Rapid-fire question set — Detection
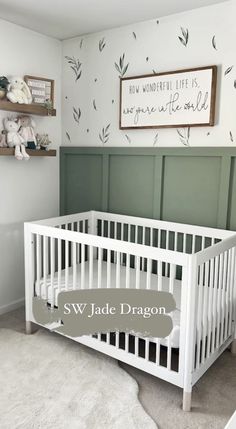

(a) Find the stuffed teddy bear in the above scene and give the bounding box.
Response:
[4,118,30,160]
[0,130,8,147]
[18,116,37,149]
[7,77,32,104]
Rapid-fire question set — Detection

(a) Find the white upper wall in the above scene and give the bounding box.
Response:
[62,1,235,147]
[0,19,61,312]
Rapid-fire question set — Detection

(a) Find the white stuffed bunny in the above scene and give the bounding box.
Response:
[7,77,32,104]
[4,118,30,160]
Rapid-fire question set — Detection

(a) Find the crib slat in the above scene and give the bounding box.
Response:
[192,235,196,254]
[224,250,231,340]
[115,251,121,348]
[36,234,41,297]
[167,263,175,370]
[57,237,61,293]
[206,258,214,358]
[211,255,219,354]
[201,260,209,363]
[97,247,102,288]
[146,258,151,289]
[126,254,130,288]
[196,264,204,368]
[72,242,77,290]
[43,235,48,299]
[89,245,93,288]
[216,253,223,349]
[220,251,227,345]
[65,239,69,290]
[107,249,111,288]
[50,237,55,307]
[228,248,235,336]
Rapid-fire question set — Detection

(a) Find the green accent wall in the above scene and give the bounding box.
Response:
[60,147,236,231]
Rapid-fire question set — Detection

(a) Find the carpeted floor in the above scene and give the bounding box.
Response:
[1,307,236,429]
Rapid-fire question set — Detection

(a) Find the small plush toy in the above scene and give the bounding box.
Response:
[0,130,8,147]
[7,77,32,104]
[4,118,30,160]
[36,133,52,150]
[18,116,37,149]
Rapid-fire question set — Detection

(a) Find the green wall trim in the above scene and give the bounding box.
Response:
[60,147,236,231]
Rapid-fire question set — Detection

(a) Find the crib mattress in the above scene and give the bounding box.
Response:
[35,260,181,348]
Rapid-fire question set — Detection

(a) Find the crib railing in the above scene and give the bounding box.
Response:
[25,219,191,387]
[24,211,236,398]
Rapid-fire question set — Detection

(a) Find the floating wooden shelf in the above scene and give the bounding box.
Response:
[0,100,56,116]
[0,148,56,157]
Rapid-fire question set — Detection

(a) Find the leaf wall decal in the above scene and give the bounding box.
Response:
[65,56,82,81]
[225,66,233,76]
[99,124,111,144]
[153,133,158,146]
[73,107,81,125]
[66,131,71,142]
[115,53,129,77]
[93,99,97,111]
[212,35,217,50]
[177,128,190,146]
[125,134,131,144]
[178,27,189,47]
[230,131,234,142]
[132,32,137,40]
[99,37,106,52]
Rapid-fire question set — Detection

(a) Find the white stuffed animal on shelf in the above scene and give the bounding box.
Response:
[7,77,32,104]
[4,118,30,160]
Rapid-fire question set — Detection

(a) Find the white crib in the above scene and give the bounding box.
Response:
[24,211,236,411]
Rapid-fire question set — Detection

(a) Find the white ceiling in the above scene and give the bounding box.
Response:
[0,0,229,40]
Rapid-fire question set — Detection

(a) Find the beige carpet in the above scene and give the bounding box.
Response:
[0,328,157,429]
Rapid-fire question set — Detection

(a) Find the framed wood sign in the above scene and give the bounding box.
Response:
[119,65,217,129]
[24,75,54,107]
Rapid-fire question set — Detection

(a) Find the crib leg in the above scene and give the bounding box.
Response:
[25,321,33,335]
[231,339,236,355]
[182,390,192,412]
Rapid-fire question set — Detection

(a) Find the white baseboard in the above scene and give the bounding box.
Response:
[0,298,25,316]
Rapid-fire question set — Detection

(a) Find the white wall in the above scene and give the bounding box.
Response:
[0,20,61,314]
[62,0,235,147]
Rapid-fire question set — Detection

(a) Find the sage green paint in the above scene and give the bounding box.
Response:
[108,155,155,218]
[162,156,221,227]
[62,154,103,214]
[60,147,236,231]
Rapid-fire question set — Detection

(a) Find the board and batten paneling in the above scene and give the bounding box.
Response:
[60,147,236,231]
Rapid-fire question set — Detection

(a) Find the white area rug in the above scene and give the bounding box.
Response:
[0,328,157,429]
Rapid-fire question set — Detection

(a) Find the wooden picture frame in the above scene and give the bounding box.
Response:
[24,75,55,107]
[119,65,217,129]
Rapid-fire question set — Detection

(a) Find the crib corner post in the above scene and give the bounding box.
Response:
[183,390,192,412]
[25,320,33,335]
[182,254,197,412]
[231,339,236,354]
[24,222,34,335]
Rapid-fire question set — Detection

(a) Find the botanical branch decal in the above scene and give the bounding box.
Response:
[225,66,233,76]
[115,53,129,77]
[230,131,234,143]
[99,38,106,52]
[178,27,189,47]
[153,133,159,146]
[177,128,190,146]
[93,99,97,111]
[73,107,81,125]
[234,80,236,89]
[124,134,131,144]
[99,124,111,144]
[132,32,137,40]
[65,56,82,81]
[66,131,71,142]
[212,36,217,50]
